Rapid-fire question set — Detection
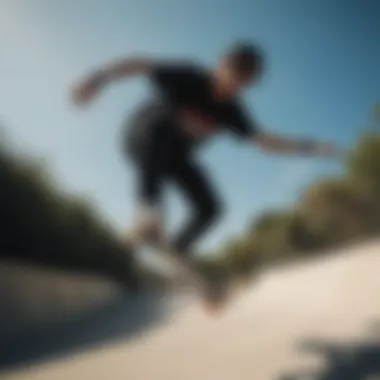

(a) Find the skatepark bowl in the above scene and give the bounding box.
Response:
[0,239,379,380]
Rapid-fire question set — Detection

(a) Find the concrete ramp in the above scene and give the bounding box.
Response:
[3,241,380,380]
[0,260,120,329]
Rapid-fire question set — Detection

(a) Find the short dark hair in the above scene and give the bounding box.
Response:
[224,41,264,78]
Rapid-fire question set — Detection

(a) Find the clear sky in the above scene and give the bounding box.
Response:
[1,0,379,252]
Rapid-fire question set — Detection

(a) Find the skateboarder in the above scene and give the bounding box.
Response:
[72,42,339,301]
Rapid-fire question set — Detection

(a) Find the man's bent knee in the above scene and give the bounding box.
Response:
[198,199,224,226]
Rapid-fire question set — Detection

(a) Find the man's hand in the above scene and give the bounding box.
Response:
[71,72,106,106]
[256,131,342,160]
[312,142,343,159]
[71,57,153,107]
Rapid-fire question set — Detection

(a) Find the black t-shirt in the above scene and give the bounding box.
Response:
[149,62,259,143]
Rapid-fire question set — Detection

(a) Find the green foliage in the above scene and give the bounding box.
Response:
[0,141,140,289]
[299,178,370,246]
[209,105,380,278]
[2,104,380,286]
[347,133,380,196]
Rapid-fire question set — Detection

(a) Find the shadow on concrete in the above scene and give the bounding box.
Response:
[0,291,171,375]
[278,321,380,380]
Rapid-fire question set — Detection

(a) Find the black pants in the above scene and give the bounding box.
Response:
[124,102,222,254]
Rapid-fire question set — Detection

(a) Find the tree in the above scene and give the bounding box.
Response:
[0,138,141,290]
[347,133,380,197]
[215,104,380,280]
[299,177,374,246]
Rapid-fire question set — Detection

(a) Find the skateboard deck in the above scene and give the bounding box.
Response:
[152,246,236,314]
[132,241,234,313]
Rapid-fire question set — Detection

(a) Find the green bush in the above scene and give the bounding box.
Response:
[210,105,380,278]
[0,141,139,289]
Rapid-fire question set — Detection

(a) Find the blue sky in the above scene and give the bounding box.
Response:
[0,0,379,252]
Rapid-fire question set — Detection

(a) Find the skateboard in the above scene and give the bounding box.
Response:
[136,242,234,314]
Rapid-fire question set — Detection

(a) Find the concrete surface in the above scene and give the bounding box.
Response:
[2,240,380,380]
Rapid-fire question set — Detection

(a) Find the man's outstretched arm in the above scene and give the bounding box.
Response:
[71,57,153,105]
[254,130,340,158]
